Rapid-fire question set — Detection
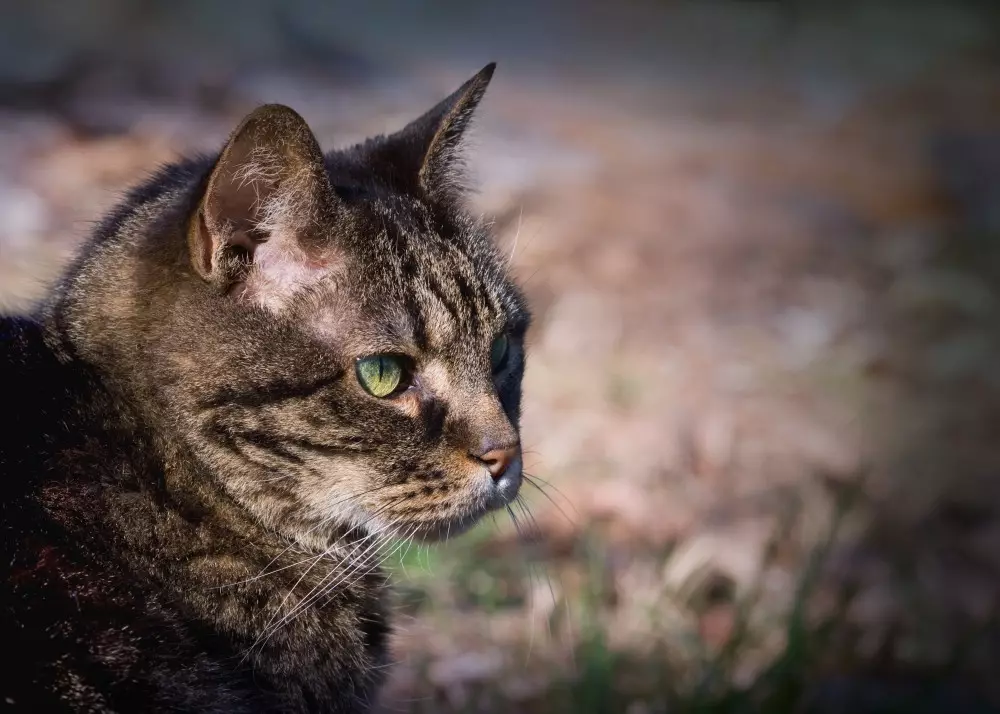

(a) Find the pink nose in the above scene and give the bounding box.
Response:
[475,445,519,481]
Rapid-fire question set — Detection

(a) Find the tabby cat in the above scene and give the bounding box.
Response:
[0,62,530,712]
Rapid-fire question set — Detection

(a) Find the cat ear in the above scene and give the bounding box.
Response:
[379,62,496,203]
[188,104,337,297]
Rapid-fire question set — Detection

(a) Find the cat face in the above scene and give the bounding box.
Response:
[182,64,529,544]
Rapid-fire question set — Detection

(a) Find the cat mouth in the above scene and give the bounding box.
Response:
[388,457,524,543]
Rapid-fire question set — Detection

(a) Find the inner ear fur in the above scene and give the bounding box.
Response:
[188,104,335,287]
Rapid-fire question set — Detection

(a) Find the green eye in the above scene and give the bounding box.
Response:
[356,355,406,398]
[490,333,510,373]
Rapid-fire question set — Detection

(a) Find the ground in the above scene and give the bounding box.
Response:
[2,2,1000,712]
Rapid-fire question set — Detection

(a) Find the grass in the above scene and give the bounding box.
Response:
[378,477,1000,714]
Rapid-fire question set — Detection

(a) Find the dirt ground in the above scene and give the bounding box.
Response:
[2,2,1000,711]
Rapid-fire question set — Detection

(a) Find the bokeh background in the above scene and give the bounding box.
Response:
[2,1,1000,711]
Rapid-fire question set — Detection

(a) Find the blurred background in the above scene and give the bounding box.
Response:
[2,0,1000,711]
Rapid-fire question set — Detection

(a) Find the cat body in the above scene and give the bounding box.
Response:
[0,63,529,712]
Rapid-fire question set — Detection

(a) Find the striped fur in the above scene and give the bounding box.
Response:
[0,63,528,712]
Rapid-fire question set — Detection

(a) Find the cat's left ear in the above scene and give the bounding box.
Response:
[189,104,339,304]
[377,62,496,203]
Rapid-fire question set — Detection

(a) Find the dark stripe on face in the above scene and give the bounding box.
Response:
[404,294,429,350]
[283,435,376,457]
[199,372,344,410]
[423,270,464,327]
[231,429,306,465]
[400,253,420,281]
[420,397,449,441]
[474,265,508,329]
[217,417,377,458]
[208,424,297,490]
[447,246,498,335]
[453,272,476,308]
[412,468,446,482]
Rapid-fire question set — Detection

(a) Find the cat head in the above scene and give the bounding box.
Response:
[173,63,529,545]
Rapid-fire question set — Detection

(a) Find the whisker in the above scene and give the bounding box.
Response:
[514,495,570,669]
[317,520,423,609]
[312,529,396,609]
[218,549,335,590]
[513,495,543,541]
[241,544,334,664]
[242,496,408,658]
[378,525,418,579]
[523,472,578,514]
[511,497,541,667]
[505,504,524,541]
[523,473,579,526]
[216,482,403,591]
[398,528,419,578]
[519,264,545,289]
[506,204,523,269]
[252,520,398,653]
[255,561,342,652]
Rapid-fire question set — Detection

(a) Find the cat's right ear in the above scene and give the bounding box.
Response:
[369,63,495,205]
[188,104,337,295]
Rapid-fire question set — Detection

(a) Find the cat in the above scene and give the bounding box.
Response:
[0,62,530,713]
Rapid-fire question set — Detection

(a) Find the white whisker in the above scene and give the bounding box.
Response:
[506,204,523,269]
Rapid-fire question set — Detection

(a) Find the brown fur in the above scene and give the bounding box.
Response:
[0,62,529,713]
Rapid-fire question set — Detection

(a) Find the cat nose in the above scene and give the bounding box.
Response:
[473,443,519,482]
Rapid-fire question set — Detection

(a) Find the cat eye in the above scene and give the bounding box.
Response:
[490,333,510,374]
[356,355,409,398]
